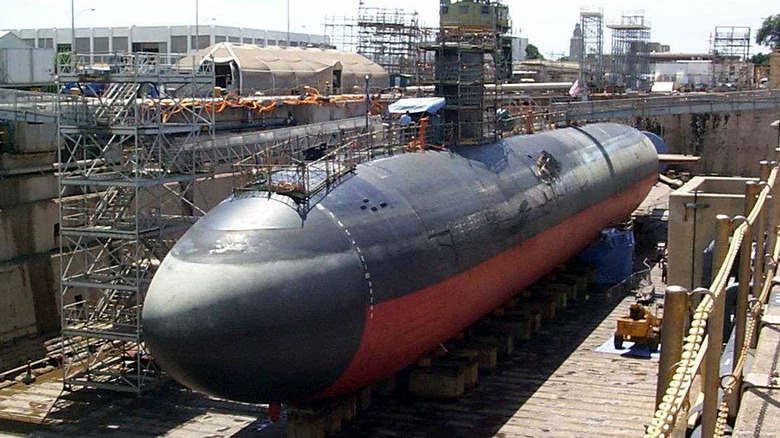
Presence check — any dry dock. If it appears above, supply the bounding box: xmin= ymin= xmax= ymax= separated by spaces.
xmin=0 ymin=186 xmax=669 ymax=437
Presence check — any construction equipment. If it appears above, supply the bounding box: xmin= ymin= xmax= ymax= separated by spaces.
xmin=614 ymin=302 xmax=661 ymax=351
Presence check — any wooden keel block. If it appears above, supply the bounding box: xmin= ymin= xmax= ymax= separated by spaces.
xmin=357 ymin=387 xmax=372 ymax=411
xmin=408 ymin=365 xmax=466 ymax=399
xmin=450 ymin=341 xmax=498 ymax=370
xmin=375 ymin=375 xmax=396 ymax=395
xmin=505 ymin=307 xmax=542 ymax=332
xmin=287 ymin=410 xmax=326 ymax=438
xmin=518 ymin=297 xmax=556 ymax=322
xmin=435 ymin=357 xmax=479 ymax=389
xmin=471 ymin=329 xmax=514 ymax=358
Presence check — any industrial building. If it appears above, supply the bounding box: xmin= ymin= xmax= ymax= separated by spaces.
xmin=7 ymin=24 xmax=330 ymax=54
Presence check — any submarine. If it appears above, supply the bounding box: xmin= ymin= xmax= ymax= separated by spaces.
xmin=142 ymin=122 xmax=659 ymax=404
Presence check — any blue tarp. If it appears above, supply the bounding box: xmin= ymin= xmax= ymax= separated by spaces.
xmin=388 ymin=97 xmax=446 ymax=115
xmin=577 ymin=228 xmax=635 ymax=285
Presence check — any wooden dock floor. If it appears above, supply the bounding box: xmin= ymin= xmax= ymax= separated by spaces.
xmin=335 ymin=288 xmax=659 ymax=438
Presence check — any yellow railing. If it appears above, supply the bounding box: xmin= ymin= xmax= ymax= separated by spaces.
xmin=645 ymin=152 xmax=780 ymax=438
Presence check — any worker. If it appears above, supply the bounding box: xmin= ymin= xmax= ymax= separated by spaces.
xmin=399 ymin=110 xmax=412 ymax=144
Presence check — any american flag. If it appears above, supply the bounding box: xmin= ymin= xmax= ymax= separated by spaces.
xmin=569 ymin=80 xmax=582 ymax=98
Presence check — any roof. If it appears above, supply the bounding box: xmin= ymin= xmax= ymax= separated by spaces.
xmin=181 ymin=43 xmax=386 ymax=94
xmin=0 ymin=31 xmax=30 ymax=49
xmin=198 ymin=43 xmax=382 ymax=74
xmin=388 ymin=97 xmax=446 ymax=115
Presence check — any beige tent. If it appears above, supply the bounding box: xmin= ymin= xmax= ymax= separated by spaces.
xmin=181 ymin=43 xmax=387 ymax=95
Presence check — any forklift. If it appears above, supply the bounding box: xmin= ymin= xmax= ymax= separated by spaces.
xmin=614 ymin=302 xmax=662 ymax=352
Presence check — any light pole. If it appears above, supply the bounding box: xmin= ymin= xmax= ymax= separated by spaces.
xmin=287 ymin=0 xmax=290 ymax=47
xmin=195 ymin=0 xmax=199 ymax=53
xmin=70 ymin=2 xmax=95 ymax=55
xmin=365 ymin=74 xmax=370 ymax=131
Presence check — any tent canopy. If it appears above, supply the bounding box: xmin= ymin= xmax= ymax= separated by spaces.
xmin=388 ymin=97 xmax=446 ymax=115
xmin=180 ymin=43 xmax=387 ymax=95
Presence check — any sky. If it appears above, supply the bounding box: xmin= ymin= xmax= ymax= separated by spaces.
xmin=0 ymin=0 xmax=775 ymax=57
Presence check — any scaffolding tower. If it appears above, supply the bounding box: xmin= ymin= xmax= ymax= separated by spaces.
xmin=324 ymin=6 xmax=429 ymax=76
xmin=579 ymin=8 xmax=604 ymax=91
xmin=418 ymin=0 xmax=510 ymax=146
xmin=711 ymin=26 xmax=751 ymax=89
xmin=607 ymin=11 xmax=651 ymax=90
xmin=57 ymin=52 xmax=214 ymax=393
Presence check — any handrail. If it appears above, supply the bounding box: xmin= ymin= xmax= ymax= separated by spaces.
xmin=645 ymin=152 xmax=780 ymax=437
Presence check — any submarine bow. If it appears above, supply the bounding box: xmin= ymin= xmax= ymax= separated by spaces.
xmin=142 ymin=123 xmax=659 ymax=403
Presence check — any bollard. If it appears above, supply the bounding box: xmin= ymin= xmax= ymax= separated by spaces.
xmin=655 ymin=286 xmax=689 ymax=410
xmin=701 ymin=215 xmax=732 ymax=438
xmin=760 ymin=160 xmax=771 ymax=183
xmin=731 ymin=215 xmax=750 ymax=415
xmin=768 ymin=161 xmax=780 ymax=257
xmin=738 ymin=181 xmax=759 ymax=355
xmin=754 ymin=180 xmax=768 ymax=293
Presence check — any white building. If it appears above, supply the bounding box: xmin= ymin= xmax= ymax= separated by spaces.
xmin=511 ymin=36 xmax=528 ymax=62
xmin=5 ymin=25 xmax=331 ymax=54
xmin=0 ymin=31 xmax=55 ymax=86
xmin=653 ymin=60 xmax=712 ymax=89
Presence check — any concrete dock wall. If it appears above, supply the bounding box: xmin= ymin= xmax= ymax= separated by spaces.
xmin=632 ymin=110 xmax=780 ymax=177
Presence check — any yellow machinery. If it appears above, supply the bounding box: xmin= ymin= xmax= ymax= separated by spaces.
xmin=614 ymin=303 xmax=661 ymax=351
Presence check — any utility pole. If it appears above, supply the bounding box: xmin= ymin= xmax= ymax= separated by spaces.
xmin=195 ymin=0 xmax=199 ymax=52
xmin=71 ymin=0 xmax=75 ymax=54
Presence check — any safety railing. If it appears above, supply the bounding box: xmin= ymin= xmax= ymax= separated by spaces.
xmin=645 ymin=150 xmax=780 ymax=438
xmin=232 ymin=119 xmax=456 ymax=211
xmin=57 ymin=51 xmax=199 ymax=78
xmin=0 ymin=88 xmax=71 ymax=123
xmin=554 ymin=89 xmax=780 ymax=122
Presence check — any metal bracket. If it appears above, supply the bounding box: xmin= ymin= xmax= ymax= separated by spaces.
xmin=743 ymin=372 xmax=780 ymax=390
xmin=762 ymin=314 xmax=780 ymax=326
xmin=684 ymin=202 xmax=709 ymax=221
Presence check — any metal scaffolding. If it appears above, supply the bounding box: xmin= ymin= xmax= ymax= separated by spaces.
xmin=607 ymin=11 xmax=651 ymax=90
xmin=416 ymin=0 xmax=510 ymax=146
xmin=711 ymin=26 xmax=751 ymax=89
xmin=324 ymin=6 xmax=430 ymax=76
xmin=579 ymin=8 xmax=604 ymax=91
xmin=56 ymin=52 xmax=214 ymax=393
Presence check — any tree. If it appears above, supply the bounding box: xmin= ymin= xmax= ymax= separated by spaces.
xmin=750 ymin=52 xmax=771 ymax=65
xmin=756 ymin=14 xmax=780 ymax=49
xmin=525 ymin=43 xmax=544 ymax=60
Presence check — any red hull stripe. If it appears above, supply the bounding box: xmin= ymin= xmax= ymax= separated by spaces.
xmin=315 ymin=176 xmax=657 ymax=399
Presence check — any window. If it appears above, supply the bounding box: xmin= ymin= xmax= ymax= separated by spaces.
xmin=113 ymin=36 xmax=129 ymax=52
xmin=459 ymin=5 xmax=469 ymax=14
xmin=290 ymin=41 xmax=299 ymax=47
xmin=93 ymin=37 xmax=109 ymax=52
xmin=481 ymin=5 xmax=489 ymax=14
xmin=170 ymin=35 xmax=186 ymax=53
xmin=228 ymin=36 xmax=240 ymax=43
xmin=215 ymin=35 xmax=227 ymax=43
xmin=190 ymin=35 xmax=210 ymax=50
xmin=75 ymin=37 xmax=90 ymax=53
xmin=441 ymin=6 xmax=448 ymax=14
xmin=38 ymin=38 xmax=54 ymax=49
xmin=243 ymin=37 xmax=253 ymax=44
xmin=21 ymin=38 xmax=35 ymax=48
xmin=267 ymin=39 xmax=277 ymax=46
